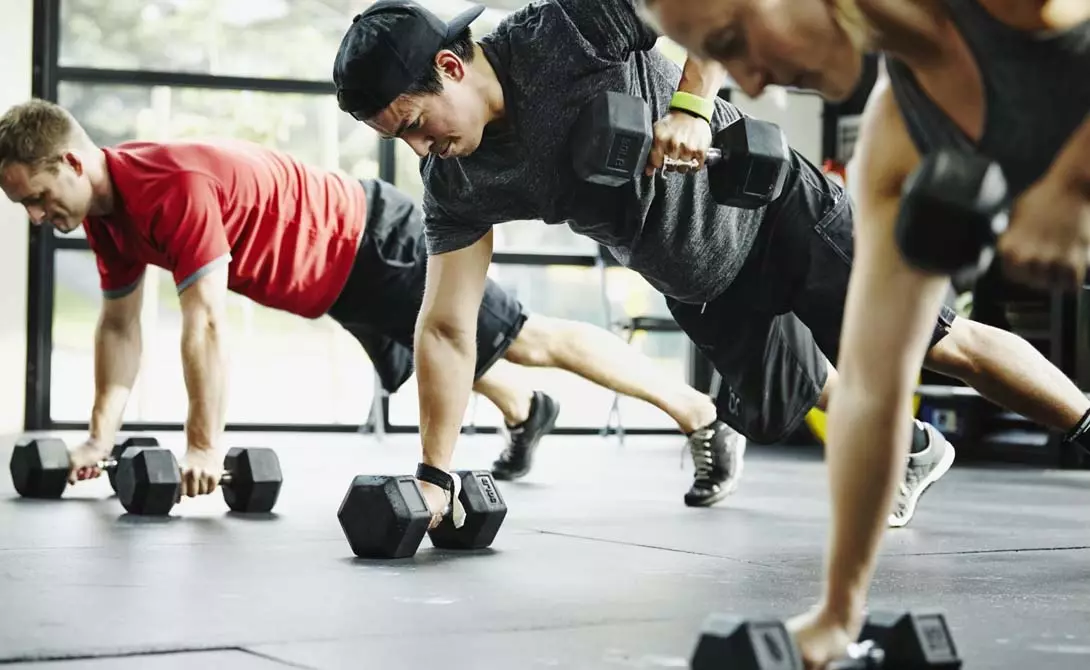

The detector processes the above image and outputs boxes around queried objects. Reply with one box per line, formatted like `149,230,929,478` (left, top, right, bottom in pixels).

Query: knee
924,318,982,380
503,315,557,368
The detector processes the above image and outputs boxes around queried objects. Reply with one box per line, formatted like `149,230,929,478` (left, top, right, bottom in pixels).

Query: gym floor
2,432,1088,669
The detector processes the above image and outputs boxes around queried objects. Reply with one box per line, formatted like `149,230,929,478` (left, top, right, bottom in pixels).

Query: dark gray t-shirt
420,0,780,304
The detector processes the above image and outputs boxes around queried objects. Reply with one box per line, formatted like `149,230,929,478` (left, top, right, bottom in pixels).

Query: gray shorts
326,179,528,393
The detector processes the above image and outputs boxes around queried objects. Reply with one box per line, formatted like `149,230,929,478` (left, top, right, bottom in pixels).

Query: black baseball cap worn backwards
333,0,485,121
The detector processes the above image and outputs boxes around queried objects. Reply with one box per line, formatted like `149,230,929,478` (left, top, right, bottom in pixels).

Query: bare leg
472,359,535,426
503,314,717,433
924,318,1089,431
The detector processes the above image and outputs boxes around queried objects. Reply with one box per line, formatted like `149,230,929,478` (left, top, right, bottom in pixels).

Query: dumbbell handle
827,640,885,669
96,457,120,471
658,148,719,172
109,452,236,485
662,147,723,169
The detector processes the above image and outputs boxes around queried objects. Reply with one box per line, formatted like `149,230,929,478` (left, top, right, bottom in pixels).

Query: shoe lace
685,428,717,479
892,463,924,514
498,423,528,463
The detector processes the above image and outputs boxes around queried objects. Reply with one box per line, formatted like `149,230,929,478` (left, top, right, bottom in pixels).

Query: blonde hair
834,0,872,51
0,99,83,173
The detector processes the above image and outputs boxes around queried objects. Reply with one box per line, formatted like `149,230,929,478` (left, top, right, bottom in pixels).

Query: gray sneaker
888,420,956,528
684,421,746,507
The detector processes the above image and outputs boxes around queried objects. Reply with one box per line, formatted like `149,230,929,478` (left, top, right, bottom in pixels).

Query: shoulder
483,0,578,51
848,75,921,202
858,0,957,64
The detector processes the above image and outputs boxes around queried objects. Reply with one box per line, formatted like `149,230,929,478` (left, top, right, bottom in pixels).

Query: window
60,0,509,80
52,250,377,425
387,264,688,430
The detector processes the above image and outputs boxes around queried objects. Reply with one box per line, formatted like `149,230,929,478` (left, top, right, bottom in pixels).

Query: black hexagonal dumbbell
113,446,183,515
428,470,508,550
570,90,790,208
690,609,962,669
107,436,161,494
337,470,507,559
113,446,283,516
220,447,283,513
9,436,161,500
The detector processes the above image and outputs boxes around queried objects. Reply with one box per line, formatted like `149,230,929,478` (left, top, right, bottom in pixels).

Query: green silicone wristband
669,91,715,123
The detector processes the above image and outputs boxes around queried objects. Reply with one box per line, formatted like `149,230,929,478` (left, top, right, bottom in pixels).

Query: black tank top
886,0,1090,196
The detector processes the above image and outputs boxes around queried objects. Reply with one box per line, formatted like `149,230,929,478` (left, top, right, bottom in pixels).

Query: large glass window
387,264,688,430
60,0,509,81
52,250,376,425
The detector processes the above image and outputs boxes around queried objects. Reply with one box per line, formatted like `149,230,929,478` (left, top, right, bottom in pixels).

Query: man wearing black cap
331,0,1090,532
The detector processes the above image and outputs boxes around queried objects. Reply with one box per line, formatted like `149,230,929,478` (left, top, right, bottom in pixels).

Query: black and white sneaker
888,420,956,528
684,421,746,507
491,391,560,481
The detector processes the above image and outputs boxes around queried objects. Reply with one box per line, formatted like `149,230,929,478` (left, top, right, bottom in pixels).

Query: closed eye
704,25,747,61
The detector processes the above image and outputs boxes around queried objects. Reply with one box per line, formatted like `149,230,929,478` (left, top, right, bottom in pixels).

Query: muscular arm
89,280,145,447
824,82,950,622
415,230,494,471
178,265,230,453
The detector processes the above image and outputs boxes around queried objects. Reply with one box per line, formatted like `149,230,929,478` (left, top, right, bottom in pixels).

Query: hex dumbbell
113,446,283,515
570,90,790,208
338,469,507,559
690,609,961,669
10,435,160,499
894,149,1010,284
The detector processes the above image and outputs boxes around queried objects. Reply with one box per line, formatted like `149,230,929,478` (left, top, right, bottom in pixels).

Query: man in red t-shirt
0,99,733,508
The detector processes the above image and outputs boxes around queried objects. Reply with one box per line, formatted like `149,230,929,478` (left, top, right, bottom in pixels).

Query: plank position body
0,100,729,498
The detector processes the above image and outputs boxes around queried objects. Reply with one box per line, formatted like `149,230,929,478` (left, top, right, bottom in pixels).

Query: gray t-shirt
421,0,773,303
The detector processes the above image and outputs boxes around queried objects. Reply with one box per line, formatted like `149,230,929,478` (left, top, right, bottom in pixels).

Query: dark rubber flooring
2,432,1089,668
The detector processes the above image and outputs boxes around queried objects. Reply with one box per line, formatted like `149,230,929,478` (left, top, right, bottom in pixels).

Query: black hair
404,27,475,97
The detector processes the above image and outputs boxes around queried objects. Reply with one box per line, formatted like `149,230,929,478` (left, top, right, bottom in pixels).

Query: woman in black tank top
639,1,1090,666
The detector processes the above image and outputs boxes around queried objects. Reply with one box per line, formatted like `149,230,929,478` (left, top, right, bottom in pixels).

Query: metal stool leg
365,371,387,443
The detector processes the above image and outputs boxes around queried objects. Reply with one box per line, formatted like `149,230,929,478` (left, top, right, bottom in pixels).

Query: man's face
0,154,92,234
365,77,488,160
643,0,864,101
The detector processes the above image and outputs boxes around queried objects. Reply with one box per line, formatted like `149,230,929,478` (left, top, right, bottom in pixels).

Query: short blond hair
0,99,83,173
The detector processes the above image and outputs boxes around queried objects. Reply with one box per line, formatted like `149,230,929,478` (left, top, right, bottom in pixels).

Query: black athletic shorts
326,179,529,394
667,168,958,444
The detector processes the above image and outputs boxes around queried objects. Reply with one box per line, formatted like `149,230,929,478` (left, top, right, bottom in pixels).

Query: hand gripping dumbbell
113,446,283,515
570,90,790,208
338,465,508,559
690,609,962,670
10,435,161,499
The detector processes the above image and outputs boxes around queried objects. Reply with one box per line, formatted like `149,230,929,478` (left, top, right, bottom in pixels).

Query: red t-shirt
84,140,368,318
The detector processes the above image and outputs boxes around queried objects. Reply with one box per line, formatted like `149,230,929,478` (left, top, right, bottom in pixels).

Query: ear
63,151,84,177
435,50,467,82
